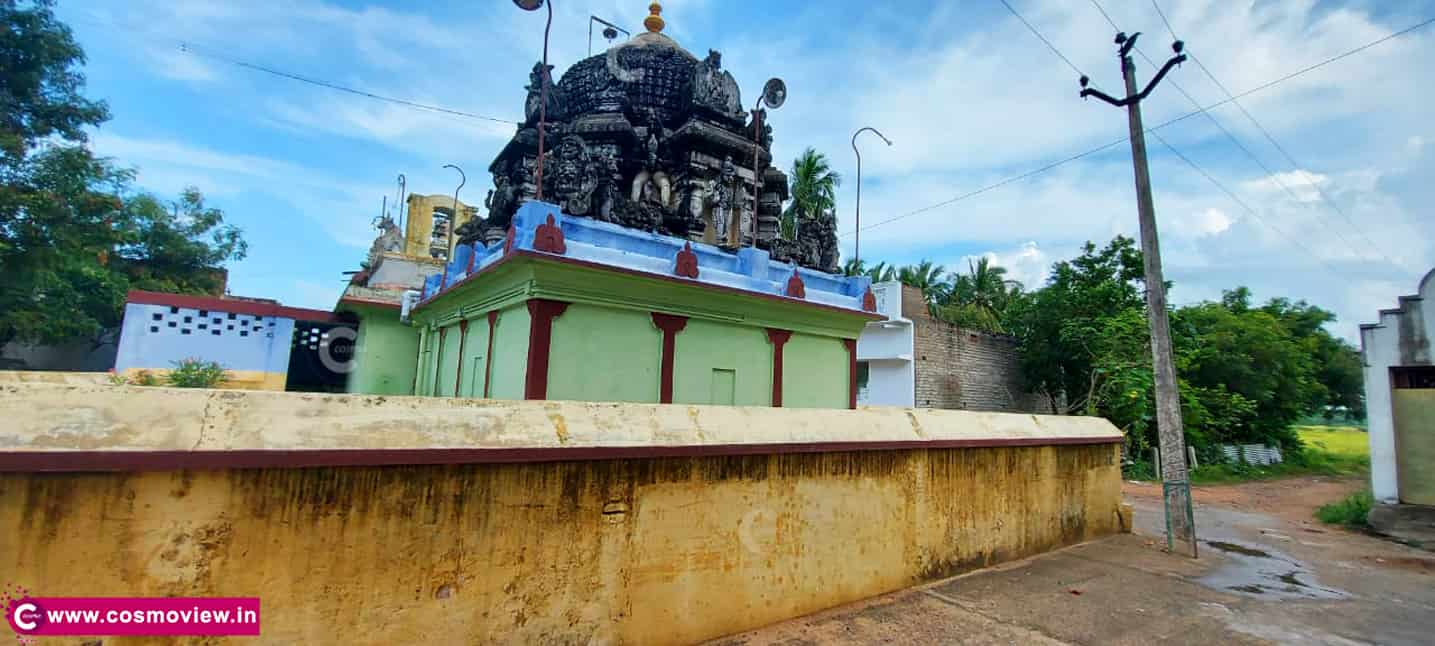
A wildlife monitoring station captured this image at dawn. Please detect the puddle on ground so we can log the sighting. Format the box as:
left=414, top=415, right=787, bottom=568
left=1197, top=539, right=1347, bottom=600
left=1207, top=541, right=1271, bottom=558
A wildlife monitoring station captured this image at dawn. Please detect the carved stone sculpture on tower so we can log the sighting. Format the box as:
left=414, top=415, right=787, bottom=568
left=692, top=50, right=744, bottom=123
left=524, top=62, right=561, bottom=125
left=478, top=16, right=836, bottom=272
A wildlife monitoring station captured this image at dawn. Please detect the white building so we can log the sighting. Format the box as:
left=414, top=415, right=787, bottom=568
left=1359, top=268, right=1435, bottom=506
left=855, top=281, right=915, bottom=407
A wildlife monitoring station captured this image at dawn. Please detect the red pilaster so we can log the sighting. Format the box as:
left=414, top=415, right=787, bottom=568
left=843, top=338, right=858, bottom=410
left=766, top=328, right=792, bottom=407
left=651, top=313, right=689, bottom=404
left=483, top=310, right=499, bottom=398
left=524, top=299, right=570, bottom=400
left=454, top=319, right=469, bottom=397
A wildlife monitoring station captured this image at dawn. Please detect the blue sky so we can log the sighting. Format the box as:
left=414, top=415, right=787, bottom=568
left=56, top=0, right=1435, bottom=340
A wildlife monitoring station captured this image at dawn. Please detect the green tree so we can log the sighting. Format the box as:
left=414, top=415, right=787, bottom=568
left=866, top=261, right=896, bottom=283
left=897, top=259, right=949, bottom=306
left=0, top=0, right=109, bottom=165
left=783, top=147, right=841, bottom=240
left=942, top=257, right=1023, bottom=332
left=119, top=188, right=248, bottom=295
left=1006, top=236, right=1146, bottom=413
left=0, top=1, right=246, bottom=348
left=1256, top=295, right=1364, bottom=419
left=1177, top=300, right=1317, bottom=446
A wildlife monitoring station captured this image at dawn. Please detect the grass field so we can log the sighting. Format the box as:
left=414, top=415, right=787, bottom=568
left=1185, top=425, right=1370, bottom=485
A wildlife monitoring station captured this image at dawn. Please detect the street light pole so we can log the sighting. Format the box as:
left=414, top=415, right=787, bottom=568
left=747, top=95, right=765, bottom=248
left=1080, top=32, right=1197, bottom=557
left=513, top=0, right=553, bottom=202
left=443, top=164, right=465, bottom=260
left=850, top=127, right=891, bottom=267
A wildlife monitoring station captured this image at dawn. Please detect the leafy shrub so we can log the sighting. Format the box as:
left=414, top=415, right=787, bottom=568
left=1122, top=460, right=1157, bottom=481
left=1316, top=490, right=1373, bottom=527
left=166, top=358, right=229, bottom=389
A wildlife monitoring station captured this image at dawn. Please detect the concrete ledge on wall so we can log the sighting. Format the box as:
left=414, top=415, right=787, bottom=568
left=0, top=383, right=1120, bottom=471
left=0, top=370, right=113, bottom=386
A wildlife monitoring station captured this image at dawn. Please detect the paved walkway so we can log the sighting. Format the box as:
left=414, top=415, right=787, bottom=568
left=713, top=478, right=1435, bottom=645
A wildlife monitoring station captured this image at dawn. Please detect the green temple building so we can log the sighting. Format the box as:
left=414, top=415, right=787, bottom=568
left=338, top=5, right=878, bottom=407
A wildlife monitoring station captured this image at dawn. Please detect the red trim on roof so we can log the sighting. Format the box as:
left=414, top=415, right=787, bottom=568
left=413, top=251, right=883, bottom=322
left=0, top=436, right=1120, bottom=472
left=127, top=290, right=338, bottom=322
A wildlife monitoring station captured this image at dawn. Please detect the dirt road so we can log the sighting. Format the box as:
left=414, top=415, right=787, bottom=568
left=713, top=476, right=1435, bottom=645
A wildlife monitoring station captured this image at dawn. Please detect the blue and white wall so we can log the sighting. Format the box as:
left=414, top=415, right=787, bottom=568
left=113, top=294, right=309, bottom=390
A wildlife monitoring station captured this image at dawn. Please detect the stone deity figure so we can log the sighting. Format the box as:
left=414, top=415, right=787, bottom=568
left=711, top=155, right=738, bottom=246
left=596, top=150, right=622, bottom=223
left=365, top=214, right=403, bottom=268
left=692, top=50, right=743, bottom=120
left=524, top=62, right=559, bottom=125
left=485, top=174, right=515, bottom=221
left=630, top=123, right=671, bottom=207
left=512, top=158, right=538, bottom=208
left=549, top=134, right=597, bottom=214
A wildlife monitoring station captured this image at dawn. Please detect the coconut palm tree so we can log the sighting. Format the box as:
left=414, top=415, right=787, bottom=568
left=866, top=261, right=897, bottom=283
left=897, top=259, right=949, bottom=306
left=946, top=257, right=1023, bottom=331
left=783, top=148, right=842, bottom=239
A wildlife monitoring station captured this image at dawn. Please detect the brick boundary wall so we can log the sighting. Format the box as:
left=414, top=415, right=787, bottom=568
left=900, top=285, right=1056, bottom=414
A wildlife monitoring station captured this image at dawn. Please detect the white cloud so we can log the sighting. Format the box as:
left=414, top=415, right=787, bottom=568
left=66, top=0, right=1435, bottom=342
left=91, top=133, right=381, bottom=249
left=963, top=241, right=1052, bottom=291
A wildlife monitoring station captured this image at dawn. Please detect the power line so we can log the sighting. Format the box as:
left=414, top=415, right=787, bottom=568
left=844, top=12, right=1435, bottom=238
left=847, top=139, right=1129, bottom=233
left=1148, top=0, right=1392, bottom=262
left=997, top=0, right=1084, bottom=76
left=67, top=14, right=519, bottom=126
left=1150, top=0, right=1179, bottom=41
left=179, top=43, right=519, bottom=125
left=1150, top=130, right=1344, bottom=275
left=1087, top=0, right=1367, bottom=254
left=1084, top=0, right=1346, bottom=276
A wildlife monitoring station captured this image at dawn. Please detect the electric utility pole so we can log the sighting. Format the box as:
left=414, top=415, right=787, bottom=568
left=1079, top=32, right=1197, bottom=557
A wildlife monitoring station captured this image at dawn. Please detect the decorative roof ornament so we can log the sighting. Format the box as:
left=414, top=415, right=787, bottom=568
left=644, top=1, right=664, bottom=33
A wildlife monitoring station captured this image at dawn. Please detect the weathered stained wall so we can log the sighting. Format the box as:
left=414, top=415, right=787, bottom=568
left=0, top=383, right=1122, bottom=644
left=0, top=445, right=1119, bottom=645
left=902, top=285, right=1052, bottom=413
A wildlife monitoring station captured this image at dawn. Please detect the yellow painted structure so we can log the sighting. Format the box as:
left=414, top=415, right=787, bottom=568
left=403, top=193, right=479, bottom=260
left=0, top=384, right=1124, bottom=644
left=118, top=368, right=287, bottom=391
left=1393, top=389, right=1435, bottom=505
